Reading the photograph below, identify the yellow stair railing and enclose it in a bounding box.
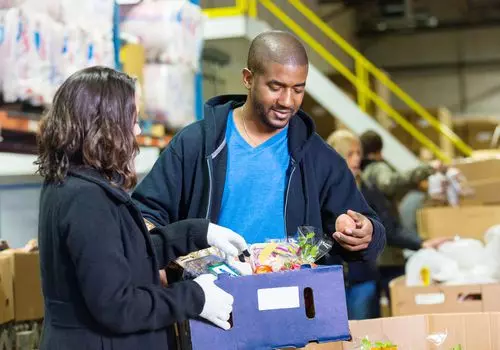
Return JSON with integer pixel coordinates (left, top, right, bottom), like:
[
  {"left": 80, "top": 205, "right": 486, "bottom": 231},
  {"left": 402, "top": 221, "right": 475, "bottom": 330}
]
[{"left": 202, "top": 0, "right": 473, "bottom": 163}]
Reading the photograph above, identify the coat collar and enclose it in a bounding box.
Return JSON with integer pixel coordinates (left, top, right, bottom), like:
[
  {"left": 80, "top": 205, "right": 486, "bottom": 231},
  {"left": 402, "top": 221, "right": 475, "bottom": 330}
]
[{"left": 68, "top": 167, "right": 131, "bottom": 204}]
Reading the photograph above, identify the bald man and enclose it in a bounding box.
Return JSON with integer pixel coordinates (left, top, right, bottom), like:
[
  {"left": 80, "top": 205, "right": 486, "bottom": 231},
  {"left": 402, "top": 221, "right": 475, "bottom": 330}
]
[{"left": 133, "top": 31, "right": 385, "bottom": 263}]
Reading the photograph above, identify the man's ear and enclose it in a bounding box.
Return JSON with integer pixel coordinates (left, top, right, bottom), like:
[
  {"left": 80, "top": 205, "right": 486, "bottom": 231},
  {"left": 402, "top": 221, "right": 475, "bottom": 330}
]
[{"left": 242, "top": 68, "right": 253, "bottom": 90}]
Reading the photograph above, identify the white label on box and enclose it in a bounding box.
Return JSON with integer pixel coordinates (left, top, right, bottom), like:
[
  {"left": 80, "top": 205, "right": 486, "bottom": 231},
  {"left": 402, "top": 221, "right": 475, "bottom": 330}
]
[
  {"left": 415, "top": 293, "right": 445, "bottom": 305},
  {"left": 257, "top": 286, "right": 300, "bottom": 311}
]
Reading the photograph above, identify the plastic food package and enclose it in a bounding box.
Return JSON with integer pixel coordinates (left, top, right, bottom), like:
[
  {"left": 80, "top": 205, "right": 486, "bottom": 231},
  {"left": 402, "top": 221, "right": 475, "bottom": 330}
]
[
  {"left": 248, "top": 226, "right": 333, "bottom": 274},
  {"left": 175, "top": 247, "right": 246, "bottom": 279}
]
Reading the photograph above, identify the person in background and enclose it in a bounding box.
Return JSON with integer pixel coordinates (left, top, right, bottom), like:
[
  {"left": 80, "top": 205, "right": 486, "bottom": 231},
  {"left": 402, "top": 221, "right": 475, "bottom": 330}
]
[
  {"left": 327, "top": 130, "right": 379, "bottom": 320},
  {"left": 329, "top": 130, "right": 450, "bottom": 317},
  {"left": 132, "top": 30, "right": 386, "bottom": 268},
  {"left": 36, "top": 66, "right": 248, "bottom": 350},
  {"left": 359, "top": 130, "right": 450, "bottom": 301},
  {"left": 399, "top": 167, "right": 433, "bottom": 234},
  {"left": 360, "top": 130, "right": 430, "bottom": 200}
]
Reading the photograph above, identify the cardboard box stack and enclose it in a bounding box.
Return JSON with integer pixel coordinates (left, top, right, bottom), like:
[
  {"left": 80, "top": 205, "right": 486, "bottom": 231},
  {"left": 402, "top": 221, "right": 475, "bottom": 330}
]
[
  {"left": 305, "top": 313, "right": 500, "bottom": 350},
  {"left": 454, "top": 157, "right": 500, "bottom": 205},
  {"left": 390, "top": 276, "right": 500, "bottom": 317},
  {"left": 0, "top": 250, "right": 43, "bottom": 350},
  {"left": 417, "top": 205, "right": 500, "bottom": 241},
  {"left": 390, "top": 150, "right": 500, "bottom": 324}
]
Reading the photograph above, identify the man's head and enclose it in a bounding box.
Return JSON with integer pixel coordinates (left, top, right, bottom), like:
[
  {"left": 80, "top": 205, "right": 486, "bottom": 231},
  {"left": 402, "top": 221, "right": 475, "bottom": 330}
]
[
  {"left": 411, "top": 166, "right": 435, "bottom": 192},
  {"left": 243, "top": 30, "right": 308, "bottom": 130},
  {"left": 360, "top": 130, "right": 383, "bottom": 161}
]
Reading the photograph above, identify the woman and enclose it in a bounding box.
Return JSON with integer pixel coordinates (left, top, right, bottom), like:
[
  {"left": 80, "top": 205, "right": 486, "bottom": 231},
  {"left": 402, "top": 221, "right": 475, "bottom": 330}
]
[
  {"left": 36, "top": 66, "right": 247, "bottom": 350},
  {"left": 327, "top": 130, "right": 380, "bottom": 320}
]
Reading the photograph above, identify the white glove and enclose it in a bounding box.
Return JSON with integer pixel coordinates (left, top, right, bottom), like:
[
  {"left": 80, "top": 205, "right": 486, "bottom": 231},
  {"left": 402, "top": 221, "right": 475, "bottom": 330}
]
[
  {"left": 227, "top": 259, "right": 253, "bottom": 276},
  {"left": 207, "top": 223, "right": 248, "bottom": 258},
  {"left": 194, "top": 274, "right": 234, "bottom": 330}
]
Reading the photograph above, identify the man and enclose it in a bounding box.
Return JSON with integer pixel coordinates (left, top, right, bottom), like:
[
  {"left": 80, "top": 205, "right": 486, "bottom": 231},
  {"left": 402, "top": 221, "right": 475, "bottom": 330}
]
[
  {"left": 360, "top": 130, "right": 431, "bottom": 200},
  {"left": 359, "top": 130, "right": 449, "bottom": 299},
  {"left": 133, "top": 30, "right": 385, "bottom": 262}
]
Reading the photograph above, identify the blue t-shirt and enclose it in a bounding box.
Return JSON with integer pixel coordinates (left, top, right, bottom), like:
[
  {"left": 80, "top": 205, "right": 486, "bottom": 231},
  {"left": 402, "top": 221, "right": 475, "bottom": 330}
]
[{"left": 217, "top": 110, "right": 291, "bottom": 244}]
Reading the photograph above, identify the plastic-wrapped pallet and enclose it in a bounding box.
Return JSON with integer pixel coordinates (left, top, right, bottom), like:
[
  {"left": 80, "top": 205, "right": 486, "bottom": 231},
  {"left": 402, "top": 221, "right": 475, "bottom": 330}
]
[
  {"left": 120, "top": 0, "right": 204, "bottom": 70},
  {"left": 0, "top": 0, "right": 115, "bottom": 105},
  {"left": 60, "top": 0, "right": 115, "bottom": 36},
  {"left": 143, "top": 63, "right": 195, "bottom": 129}
]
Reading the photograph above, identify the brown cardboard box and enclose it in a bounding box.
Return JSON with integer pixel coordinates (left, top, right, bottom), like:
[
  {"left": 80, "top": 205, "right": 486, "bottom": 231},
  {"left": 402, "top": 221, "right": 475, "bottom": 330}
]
[
  {"left": 390, "top": 276, "right": 500, "bottom": 316},
  {"left": 417, "top": 205, "right": 500, "bottom": 240},
  {"left": 0, "top": 253, "right": 14, "bottom": 325},
  {"left": 452, "top": 158, "right": 500, "bottom": 204},
  {"left": 454, "top": 117, "right": 499, "bottom": 150},
  {"left": 303, "top": 313, "right": 500, "bottom": 349},
  {"left": 0, "top": 251, "right": 43, "bottom": 321},
  {"left": 468, "top": 121, "right": 498, "bottom": 150},
  {"left": 454, "top": 158, "right": 500, "bottom": 183},
  {"left": 467, "top": 178, "right": 500, "bottom": 205}
]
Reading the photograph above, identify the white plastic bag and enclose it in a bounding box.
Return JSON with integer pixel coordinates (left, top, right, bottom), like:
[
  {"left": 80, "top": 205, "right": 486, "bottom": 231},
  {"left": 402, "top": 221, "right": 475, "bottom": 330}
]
[
  {"left": 405, "top": 248, "right": 460, "bottom": 286},
  {"left": 484, "top": 225, "right": 500, "bottom": 280},
  {"left": 438, "top": 238, "right": 486, "bottom": 269}
]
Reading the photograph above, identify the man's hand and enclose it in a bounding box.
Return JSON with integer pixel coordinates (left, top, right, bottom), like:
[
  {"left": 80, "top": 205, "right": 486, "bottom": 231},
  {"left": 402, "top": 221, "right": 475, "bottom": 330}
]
[{"left": 333, "top": 210, "right": 373, "bottom": 251}]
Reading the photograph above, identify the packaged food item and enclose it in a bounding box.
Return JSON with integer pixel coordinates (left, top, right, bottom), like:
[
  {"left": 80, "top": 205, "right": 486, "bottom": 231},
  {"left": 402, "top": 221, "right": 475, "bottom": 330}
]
[
  {"left": 348, "top": 336, "right": 397, "bottom": 350},
  {"left": 174, "top": 246, "right": 252, "bottom": 279},
  {"left": 248, "top": 226, "right": 333, "bottom": 274}
]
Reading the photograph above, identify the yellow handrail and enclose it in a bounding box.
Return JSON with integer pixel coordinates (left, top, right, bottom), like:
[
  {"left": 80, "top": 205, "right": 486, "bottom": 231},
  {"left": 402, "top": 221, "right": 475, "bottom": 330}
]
[
  {"left": 287, "top": 0, "right": 472, "bottom": 157},
  {"left": 259, "top": 0, "right": 449, "bottom": 161},
  {"left": 202, "top": 0, "right": 247, "bottom": 18},
  {"left": 201, "top": 0, "right": 473, "bottom": 162}
]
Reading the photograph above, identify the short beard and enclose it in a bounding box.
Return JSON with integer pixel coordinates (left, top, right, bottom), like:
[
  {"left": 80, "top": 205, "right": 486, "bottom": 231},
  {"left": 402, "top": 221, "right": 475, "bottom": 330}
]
[{"left": 251, "top": 92, "right": 285, "bottom": 131}]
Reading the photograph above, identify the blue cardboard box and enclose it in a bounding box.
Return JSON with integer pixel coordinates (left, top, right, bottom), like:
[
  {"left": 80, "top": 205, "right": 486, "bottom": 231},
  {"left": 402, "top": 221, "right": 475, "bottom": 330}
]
[{"left": 187, "top": 265, "right": 351, "bottom": 349}]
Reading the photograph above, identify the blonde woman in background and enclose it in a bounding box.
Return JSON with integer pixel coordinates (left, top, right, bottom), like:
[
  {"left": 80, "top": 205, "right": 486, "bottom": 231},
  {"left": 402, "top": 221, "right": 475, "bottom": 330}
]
[
  {"left": 327, "top": 130, "right": 380, "bottom": 319},
  {"left": 328, "top": 130, "right": 450, "bottom": 318}
]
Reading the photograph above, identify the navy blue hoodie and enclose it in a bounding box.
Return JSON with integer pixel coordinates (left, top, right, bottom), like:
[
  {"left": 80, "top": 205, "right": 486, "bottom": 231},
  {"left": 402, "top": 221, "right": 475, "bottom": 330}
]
[{"left": 132, "top": 95, "right": 385, "bottom": 262}]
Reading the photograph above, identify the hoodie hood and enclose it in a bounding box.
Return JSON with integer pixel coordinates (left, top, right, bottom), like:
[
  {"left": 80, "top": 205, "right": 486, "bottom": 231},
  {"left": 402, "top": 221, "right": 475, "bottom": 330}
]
[{"left": 203, "top": 94, "right": 316, "bottom": 162}]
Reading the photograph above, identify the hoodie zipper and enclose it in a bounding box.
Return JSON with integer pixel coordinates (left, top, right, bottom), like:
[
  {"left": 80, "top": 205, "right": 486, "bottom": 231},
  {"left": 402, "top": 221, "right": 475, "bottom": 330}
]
[
  {"left": 284, "top": 160, "right": 296, "bottom": 238},
  {"left": 205, "top": 157, "right": 213, "bottom": 220}
]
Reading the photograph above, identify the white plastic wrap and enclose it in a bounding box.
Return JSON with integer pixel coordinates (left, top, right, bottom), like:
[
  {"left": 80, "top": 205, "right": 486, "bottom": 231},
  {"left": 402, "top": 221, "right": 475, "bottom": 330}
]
[
  {"left": 407, "top": 234, "right": 500, "bottom": 286},
  {"left": 16, "top": 10, "right": 58, "bottom": 105},
  {"left": 484, "top": 225, "right": 500, "bottom": 280},
  {"left": 405, "top": 248, "right": 460, "bottom": 286},
  {"left": 428, "top": 167, "right": 474, "bottom": 206},
  {"left": 0, "top": 0, "right": 115, "bottom": 105},
  {"left": 428, "top": 172, "right": 447, "bottom": 201},
  {"left": 143, "top": 63, "right": 195, "bottom": 129},
  {"left": 0, "top": 9, "right": 10, "bottom": 88},
  {"left": 120, "top": 0, "right": 204, "bottom": 70},
  {"left": 438, "top": 238, "right": 486, "bottom": 269},
  {"left": 1, "top": 0, "right": 61, "bottom": 18},
  {"left": 60, "top": 0, "right": 115, "bottom": 35}
]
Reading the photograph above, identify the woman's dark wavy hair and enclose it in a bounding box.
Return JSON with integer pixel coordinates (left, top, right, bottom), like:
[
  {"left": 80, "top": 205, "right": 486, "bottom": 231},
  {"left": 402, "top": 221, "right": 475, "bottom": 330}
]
[{"left": 35, "top": 66, "right": 139, "bottom": 190}]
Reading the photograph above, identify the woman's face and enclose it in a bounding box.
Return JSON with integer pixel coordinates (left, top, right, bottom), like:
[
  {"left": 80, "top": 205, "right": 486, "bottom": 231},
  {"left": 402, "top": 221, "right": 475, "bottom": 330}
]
[
  {"left": 134, "top": 91, "right": 142, "bottom": 137},
  {"left": 346, "top": 141, "right": 362, "bottom": 177}
]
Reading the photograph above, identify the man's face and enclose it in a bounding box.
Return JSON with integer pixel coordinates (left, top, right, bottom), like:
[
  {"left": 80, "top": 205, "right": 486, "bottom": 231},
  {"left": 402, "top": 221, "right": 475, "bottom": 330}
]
[{"left": 243, "top": 62, "right": 308, "bottom": 130}]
